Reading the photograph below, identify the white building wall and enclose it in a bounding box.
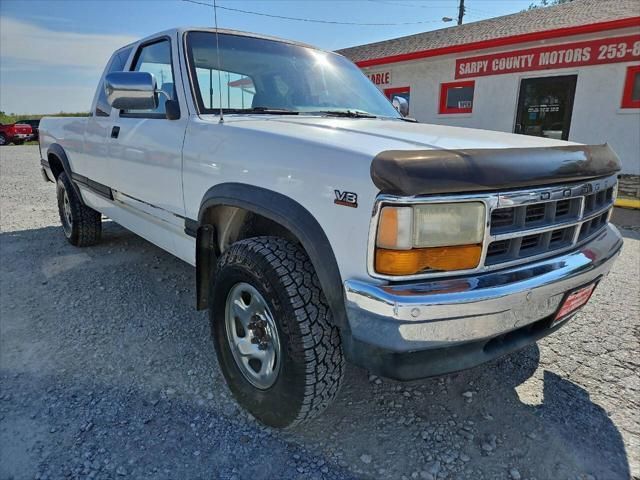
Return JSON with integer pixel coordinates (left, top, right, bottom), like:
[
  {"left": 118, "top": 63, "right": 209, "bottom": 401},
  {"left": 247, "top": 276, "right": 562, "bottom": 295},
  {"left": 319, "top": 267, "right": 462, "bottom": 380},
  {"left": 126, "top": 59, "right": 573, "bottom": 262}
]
[
  {"left": 569, "top": 63, "right": 639, "bottom": 176},
  {"left": 362, "top": 28, "right": 640, "bottom": 175}
]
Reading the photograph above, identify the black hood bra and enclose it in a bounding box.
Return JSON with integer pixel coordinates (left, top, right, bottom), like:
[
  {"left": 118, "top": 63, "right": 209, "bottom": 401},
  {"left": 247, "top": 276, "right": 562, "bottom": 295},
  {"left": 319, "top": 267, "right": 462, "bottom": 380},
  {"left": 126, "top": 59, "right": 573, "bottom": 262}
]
[{"left": 370, "top": 144, "right": 621, "bottom": 196}]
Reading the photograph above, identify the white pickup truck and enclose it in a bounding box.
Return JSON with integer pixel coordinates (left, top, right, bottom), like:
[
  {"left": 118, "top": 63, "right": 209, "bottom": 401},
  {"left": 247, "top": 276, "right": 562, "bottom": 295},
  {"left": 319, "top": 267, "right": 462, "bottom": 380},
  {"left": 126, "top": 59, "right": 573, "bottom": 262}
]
[{"left": 40, "top": 28, "right": 623, "bottom": 428}]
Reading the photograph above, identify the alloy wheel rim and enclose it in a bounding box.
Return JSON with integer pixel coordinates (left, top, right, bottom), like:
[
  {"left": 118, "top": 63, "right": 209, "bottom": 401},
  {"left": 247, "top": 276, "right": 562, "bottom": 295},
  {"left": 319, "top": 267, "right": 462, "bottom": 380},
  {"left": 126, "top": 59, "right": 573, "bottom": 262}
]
[{"left": 224, "top": 282, "right": 281, "bottom": 389}]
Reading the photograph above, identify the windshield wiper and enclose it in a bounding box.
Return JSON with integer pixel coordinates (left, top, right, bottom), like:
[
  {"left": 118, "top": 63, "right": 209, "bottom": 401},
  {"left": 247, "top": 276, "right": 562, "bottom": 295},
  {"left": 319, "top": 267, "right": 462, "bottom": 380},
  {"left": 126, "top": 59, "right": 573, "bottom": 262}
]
[
  {"left": 221, "top": 107, "right": 300, "bottom": 115},
  {"left": 248, "top": 106, "right": 300, "bottom": 115},
  {"left": 313, "top": 110, "right": 378, "bottom": 118}
]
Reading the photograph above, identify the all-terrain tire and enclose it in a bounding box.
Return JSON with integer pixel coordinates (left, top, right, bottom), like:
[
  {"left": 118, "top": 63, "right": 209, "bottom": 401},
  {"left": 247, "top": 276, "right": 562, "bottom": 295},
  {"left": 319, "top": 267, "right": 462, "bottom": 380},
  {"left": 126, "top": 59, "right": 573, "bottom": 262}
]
[
  {"left": 211, "top": 236, "right": 345, "bottom": 428},
  {"left": 56, "top": 172, "right": 102, "bottom": 247}
]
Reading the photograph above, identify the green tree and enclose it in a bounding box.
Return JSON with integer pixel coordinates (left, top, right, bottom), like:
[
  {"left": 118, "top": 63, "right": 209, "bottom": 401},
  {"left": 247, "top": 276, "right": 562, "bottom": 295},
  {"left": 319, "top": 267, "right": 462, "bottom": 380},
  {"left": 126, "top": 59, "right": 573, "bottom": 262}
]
[{"left": 526, "top": 0, "right": 574, "bottom": 10}]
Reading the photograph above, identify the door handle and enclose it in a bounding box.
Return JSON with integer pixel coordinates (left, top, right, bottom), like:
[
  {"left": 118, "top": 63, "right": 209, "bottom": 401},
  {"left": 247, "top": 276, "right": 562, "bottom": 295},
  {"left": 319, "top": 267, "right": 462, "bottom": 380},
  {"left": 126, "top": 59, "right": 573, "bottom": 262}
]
[{"left": 111, "top": 126, "right": 120, "bottom": 139}]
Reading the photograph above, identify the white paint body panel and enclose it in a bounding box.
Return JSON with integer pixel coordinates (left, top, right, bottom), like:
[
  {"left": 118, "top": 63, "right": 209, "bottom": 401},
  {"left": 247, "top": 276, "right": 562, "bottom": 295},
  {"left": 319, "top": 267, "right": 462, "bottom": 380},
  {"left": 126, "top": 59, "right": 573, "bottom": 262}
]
[
  {"left": 182, "top": 114, "right": 571, "bottom": 281},
  {"left": 38, "top": 27, "right": 589, "bottom": 287}
]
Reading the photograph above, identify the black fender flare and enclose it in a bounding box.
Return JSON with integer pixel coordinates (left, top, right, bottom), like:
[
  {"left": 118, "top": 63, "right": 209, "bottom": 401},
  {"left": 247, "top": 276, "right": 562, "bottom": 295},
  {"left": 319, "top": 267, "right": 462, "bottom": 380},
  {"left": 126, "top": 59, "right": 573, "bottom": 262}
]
[
  {"left": 47, "top": 143, "right": 85, "bottom": 204},
  {"left": 197, "top": 182, "right": 348, "bottom": 331}
]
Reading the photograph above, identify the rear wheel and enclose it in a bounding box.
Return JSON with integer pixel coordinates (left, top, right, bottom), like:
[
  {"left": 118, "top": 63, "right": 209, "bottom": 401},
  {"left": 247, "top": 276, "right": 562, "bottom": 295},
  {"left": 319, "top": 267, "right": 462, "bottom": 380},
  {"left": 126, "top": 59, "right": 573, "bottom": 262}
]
[
  {"left": 56, "top": 172, "right": 102, "bottom": 246},
  {"left": 13, "top": 140, "right": 24, "bottom": 146},
  {"left": 210, "top": 236, "right": 345, "bottom": 428}
]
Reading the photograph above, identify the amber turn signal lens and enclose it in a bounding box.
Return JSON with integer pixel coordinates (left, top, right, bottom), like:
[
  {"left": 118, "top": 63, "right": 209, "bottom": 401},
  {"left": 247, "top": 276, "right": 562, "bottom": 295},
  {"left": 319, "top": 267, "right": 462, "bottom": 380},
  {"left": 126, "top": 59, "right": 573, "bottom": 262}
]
[
  {"left": 376, "top": 206, "right": 413, "bottom": 249},
  {"left": 375, "top": 244, "right": 482, "bottom": 275},
  {"left": 377, "top": 206, "right": 398, "bottom": 248}
]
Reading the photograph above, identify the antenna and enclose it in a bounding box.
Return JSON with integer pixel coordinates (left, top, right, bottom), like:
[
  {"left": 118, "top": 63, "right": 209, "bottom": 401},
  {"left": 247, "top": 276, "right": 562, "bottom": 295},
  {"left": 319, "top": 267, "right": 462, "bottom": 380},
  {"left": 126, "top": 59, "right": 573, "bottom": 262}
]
[{"left": 213, "top": 0, "right": 224, "bottom": 123}]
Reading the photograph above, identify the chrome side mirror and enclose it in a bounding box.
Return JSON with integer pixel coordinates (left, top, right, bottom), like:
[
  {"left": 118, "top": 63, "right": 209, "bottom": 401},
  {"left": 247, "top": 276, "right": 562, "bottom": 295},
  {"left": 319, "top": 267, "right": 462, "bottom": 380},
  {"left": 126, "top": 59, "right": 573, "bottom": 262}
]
[
  {"left": 392, "top": 96, "right": 409, "bottom": 117},
  {"left": 105, "top": 71, "right": 158, "bottom": 110}
]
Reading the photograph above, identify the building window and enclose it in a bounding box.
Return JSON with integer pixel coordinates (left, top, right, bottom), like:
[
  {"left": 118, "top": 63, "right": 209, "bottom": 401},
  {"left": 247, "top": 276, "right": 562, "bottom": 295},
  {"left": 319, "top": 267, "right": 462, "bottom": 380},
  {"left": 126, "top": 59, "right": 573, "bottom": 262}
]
[
  {"left": 621, "top": 65, "right": 640, "bottom": 109},
  {"left": 439, "top": 81, "right": 475, "bottom": 114},
  {"left": 384, "top": 86, "right": 410, "bottom": 115}
]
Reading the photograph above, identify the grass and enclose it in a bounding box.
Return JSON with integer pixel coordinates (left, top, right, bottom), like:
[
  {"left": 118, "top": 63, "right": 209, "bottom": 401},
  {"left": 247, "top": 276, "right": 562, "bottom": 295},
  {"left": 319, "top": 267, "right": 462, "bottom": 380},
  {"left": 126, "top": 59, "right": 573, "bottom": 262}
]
[
  {"left": 1, "top": 111, "right": 89, "bottom": 124},
  {"left": 2, "top": 112, "right": 88, "bottom": 147}
]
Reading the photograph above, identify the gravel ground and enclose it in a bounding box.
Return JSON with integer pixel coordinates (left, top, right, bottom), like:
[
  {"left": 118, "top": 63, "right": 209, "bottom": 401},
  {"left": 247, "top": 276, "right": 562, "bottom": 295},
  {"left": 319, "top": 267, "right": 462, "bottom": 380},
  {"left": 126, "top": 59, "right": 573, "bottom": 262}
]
[{"left": 1, "top": 145, "right": 638, "bottom": 480}]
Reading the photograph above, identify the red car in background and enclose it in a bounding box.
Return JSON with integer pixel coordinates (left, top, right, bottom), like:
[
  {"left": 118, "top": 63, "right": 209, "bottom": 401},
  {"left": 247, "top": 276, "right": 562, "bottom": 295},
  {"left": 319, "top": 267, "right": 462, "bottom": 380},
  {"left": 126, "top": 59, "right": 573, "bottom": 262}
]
[
  {"left": 17, "top": 119, "right": 40, "bottom": 141},
  {"left": 0, "top": 122, "right": 33, "bottom": 145}
]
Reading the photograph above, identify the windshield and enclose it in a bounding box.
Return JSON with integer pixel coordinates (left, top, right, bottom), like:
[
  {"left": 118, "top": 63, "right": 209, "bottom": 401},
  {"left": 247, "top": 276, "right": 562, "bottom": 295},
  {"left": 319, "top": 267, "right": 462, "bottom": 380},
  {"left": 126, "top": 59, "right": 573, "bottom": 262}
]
[{"left": 185, "top": 31, "right": 401, "bottom": 118}]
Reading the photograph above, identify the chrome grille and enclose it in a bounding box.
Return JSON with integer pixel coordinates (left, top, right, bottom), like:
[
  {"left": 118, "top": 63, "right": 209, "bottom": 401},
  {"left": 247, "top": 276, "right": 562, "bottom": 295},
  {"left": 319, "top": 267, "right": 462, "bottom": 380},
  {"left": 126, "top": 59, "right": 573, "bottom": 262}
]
[
  {"left": 490, "top": 208, "right": 515, "bottom": 228},
  {"left": 368, "top": 174, "right": 617, "bottom": 281},
  {"left": 524, "top": 204, "right": 546, "bottom": 223},
  {"left": 486, "top": 177, "right": 616, "bottom": 268}
]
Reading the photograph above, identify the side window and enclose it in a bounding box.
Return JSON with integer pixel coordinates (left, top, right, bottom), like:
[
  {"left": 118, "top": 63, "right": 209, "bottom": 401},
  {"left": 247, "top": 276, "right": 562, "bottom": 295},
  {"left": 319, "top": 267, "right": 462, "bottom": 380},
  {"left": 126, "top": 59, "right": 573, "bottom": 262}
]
[
  {"left": 95, "top": 46, "right": 132, "bottom": 117},
  {"left": 195, "top": 67, "right": 255, "bottom": 109},
  {"left": 123, "top": 39, "right": 175, "bottom": 117},
  {"left": 621, "top": 65, "right": 640, "bottom": 109},
  {"left": 439, "top": 81, "right": 475, "bottom": 114}
]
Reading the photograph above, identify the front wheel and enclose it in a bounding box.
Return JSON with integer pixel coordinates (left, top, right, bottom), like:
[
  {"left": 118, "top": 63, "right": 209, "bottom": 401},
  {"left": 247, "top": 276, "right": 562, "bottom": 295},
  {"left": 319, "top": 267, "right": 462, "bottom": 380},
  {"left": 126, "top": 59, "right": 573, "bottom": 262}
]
[
  {"left": 211, "top": 236, "right": 345, "bottom": 428},
  {"left": 56, "top": 172, "right": 102, "bottom": 246},
  {"left": 0, "top": 134, "right": 7, "bottom": 146}
]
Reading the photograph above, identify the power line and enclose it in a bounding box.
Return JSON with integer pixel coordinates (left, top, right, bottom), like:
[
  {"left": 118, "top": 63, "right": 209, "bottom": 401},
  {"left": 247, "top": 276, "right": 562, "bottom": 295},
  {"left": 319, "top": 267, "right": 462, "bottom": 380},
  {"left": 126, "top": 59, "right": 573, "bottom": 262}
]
[
  {"left": 466, "top": 6, "right": 498, "bottom": 16},
  {"left": 182, "top": 0, "right": 443, "bottom": 26},
  {"left": 366, "top": 0, "right": 494, "bottom": 23},
  {"left": 366, "top": 1, "right": 507, "bottom": 20},
  {"left": 367, "top": 0, "right": 499, "bottom": 8},
  {"left": 464, "top": 13, "right": 487, "bottom": 20},
  {"left": 367, "top": 0, "right": 436, "bottom": 8}
]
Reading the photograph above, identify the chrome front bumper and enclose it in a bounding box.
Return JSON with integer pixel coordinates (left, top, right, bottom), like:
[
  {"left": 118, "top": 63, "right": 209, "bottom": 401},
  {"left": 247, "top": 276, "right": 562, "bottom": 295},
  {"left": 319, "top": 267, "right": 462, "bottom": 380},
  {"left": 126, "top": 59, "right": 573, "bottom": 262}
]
[{"left": 343, "top": 224, "right": 622, "bottom": 379}]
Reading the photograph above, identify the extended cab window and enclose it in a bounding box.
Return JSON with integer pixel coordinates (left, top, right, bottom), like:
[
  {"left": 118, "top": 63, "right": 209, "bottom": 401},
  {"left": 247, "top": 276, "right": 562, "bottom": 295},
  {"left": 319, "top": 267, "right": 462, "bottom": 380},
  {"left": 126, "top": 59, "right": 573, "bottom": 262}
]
[
  {"left": 95, "top": 46, "right": 132, "bottom": 117},
  {"left": 123, "top": 39, "right": 175, "bottom": 117}
]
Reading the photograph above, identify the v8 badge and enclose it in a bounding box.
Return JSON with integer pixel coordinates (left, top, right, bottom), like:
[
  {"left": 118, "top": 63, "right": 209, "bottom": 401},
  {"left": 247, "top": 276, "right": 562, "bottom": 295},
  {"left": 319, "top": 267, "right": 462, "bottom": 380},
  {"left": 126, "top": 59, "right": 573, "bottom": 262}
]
[{"left": 334, "top": 190, "right": 358, "bottom": 208}]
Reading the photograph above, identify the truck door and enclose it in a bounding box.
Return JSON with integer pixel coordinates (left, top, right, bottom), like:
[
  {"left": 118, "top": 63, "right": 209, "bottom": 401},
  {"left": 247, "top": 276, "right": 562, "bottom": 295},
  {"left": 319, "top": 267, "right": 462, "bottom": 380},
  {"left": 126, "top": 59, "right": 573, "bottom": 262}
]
[
  {"left": 79, "top": 46, "right": 134, "bottom": 187},
  {"left": 106, "top": 36, "right": 187, "bottom": 219}
]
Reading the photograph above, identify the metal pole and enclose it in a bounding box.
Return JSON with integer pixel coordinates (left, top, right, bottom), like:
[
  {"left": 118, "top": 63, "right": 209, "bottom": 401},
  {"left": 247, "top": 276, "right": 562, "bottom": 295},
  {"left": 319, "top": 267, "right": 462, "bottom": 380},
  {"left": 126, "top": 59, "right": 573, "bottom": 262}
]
[
  {"left": 213, "top": 0, "right": 224, "bottom": 122},
  {"left": 458, "top": 0, "right": 465, "bottom": 25}
]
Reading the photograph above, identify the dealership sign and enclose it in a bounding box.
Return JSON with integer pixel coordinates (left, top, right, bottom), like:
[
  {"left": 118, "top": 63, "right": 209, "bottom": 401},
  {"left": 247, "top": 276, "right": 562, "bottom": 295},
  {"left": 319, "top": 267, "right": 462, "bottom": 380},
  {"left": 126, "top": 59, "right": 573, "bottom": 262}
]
[{"left": 455, "top": 34, "right": 640, "bottom": 79}]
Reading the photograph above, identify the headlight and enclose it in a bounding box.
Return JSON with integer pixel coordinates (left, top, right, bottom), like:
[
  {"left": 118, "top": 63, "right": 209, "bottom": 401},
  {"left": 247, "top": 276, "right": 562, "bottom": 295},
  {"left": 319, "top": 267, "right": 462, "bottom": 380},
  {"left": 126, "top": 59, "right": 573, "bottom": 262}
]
[
  {"left": 413, "top": 203, "right": 485, "bottom": 247},
  {"left": 375, "top": 202, "right": 486, "bottom": 276}
]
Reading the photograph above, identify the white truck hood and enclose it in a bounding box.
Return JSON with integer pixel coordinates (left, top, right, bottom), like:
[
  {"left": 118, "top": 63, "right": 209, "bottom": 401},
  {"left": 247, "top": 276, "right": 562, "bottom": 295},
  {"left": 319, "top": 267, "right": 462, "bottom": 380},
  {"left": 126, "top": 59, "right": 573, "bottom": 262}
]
[
  {"left": 203, "top": 115, "right": 574, "bottom": 155},
  {"left": 200, "top": 115, "right": 619, "bottom": 195}
]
